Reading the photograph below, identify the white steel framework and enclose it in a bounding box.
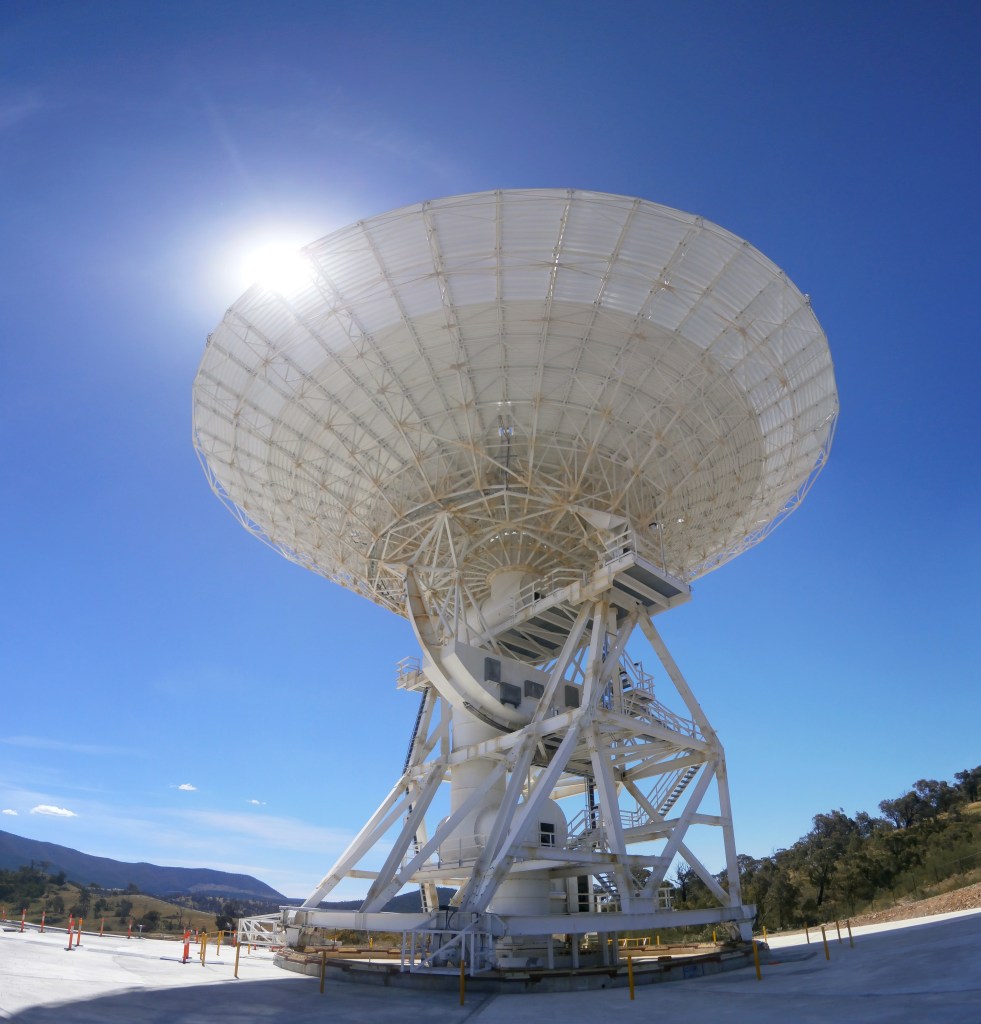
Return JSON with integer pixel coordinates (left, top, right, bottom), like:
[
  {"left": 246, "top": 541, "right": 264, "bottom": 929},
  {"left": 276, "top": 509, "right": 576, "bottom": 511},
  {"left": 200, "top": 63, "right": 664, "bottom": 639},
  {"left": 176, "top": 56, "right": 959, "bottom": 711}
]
[
  {"left": 192, "top": 190, "right": 837, "bottom": 970},
  {"left": 276, "top": 541, "right": 756, "bottom": 969},
  {"left": 194, "top": 191, "right": 837, "bottom": 637}
]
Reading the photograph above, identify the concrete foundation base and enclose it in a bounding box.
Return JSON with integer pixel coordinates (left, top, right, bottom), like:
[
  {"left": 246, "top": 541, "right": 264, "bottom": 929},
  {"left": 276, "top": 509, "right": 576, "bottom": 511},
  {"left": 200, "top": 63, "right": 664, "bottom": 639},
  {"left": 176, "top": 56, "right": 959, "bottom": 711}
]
[{"left": 274, "top": 945, "right": 754, "bottom": 993}]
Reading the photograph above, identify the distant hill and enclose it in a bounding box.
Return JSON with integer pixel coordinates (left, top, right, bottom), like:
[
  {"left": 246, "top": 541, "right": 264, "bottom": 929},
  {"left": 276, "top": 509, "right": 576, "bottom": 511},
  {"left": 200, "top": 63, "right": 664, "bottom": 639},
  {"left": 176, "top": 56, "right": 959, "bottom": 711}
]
[
  {"left": 0, "top": 829, "right": 285, "bottom": 901},
  {"left": 318, "top": 887, "right": 457, "bottom": 913}
]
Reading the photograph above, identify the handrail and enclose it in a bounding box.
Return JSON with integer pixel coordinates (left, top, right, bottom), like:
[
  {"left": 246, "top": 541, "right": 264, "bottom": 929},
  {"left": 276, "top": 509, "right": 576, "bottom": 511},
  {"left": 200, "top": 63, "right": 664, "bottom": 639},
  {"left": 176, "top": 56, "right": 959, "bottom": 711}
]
[
  {"left": 510, "top": 568, "right": 588, "bottom": 619},
  {"left": 401, "top": 913, "right": 495, "bottom": 974},
  {"left": 237, "top": 912, "right": 285, "bottom": 947}
]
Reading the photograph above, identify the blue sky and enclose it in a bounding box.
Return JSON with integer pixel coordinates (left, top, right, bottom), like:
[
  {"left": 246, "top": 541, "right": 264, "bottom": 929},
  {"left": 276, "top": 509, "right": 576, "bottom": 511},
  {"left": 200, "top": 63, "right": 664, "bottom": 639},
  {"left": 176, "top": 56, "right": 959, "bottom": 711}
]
[{"left": 1, "top": 1, "right": 978, "bottom": 899}]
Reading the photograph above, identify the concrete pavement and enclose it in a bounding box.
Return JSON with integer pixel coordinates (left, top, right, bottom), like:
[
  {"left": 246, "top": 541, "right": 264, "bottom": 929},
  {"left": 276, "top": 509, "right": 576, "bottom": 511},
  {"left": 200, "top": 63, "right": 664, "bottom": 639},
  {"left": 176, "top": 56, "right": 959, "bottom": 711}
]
[{"left": 2, "top": 909, "right": 979, "bottom": 1022}]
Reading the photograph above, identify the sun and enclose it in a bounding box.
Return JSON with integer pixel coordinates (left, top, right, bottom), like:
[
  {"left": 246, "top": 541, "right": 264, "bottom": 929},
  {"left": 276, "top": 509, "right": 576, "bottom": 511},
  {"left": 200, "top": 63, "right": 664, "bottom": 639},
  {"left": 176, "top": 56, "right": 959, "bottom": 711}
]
[{"left": 240, "top": 239, "right": 315, "bottom": 295}]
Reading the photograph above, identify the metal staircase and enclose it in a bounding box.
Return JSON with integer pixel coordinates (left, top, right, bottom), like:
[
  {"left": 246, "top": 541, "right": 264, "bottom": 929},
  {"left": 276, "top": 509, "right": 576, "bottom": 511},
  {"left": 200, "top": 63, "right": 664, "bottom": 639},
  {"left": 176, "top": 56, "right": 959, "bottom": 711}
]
[
  {"left": 656, "top": 765, "right": 699, "bottom": 816},
  {"left": 403, "top": 689, "right": 440, "bottom": 915}
]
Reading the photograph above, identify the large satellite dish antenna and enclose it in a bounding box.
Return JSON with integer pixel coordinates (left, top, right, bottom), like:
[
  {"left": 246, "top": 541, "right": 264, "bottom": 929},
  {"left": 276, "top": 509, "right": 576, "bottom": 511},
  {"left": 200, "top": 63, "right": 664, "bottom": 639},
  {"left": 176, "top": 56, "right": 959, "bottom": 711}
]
[{"left": 194, "top": 189, "right": 837, "bottom": 976}]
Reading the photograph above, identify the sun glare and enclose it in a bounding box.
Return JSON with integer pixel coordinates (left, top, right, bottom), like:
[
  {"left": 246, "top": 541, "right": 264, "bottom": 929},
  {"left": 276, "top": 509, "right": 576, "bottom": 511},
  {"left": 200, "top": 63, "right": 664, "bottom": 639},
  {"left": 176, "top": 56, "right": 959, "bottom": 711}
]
[{"left": 240, "top": 239, "right": 315, "bottom": 295}]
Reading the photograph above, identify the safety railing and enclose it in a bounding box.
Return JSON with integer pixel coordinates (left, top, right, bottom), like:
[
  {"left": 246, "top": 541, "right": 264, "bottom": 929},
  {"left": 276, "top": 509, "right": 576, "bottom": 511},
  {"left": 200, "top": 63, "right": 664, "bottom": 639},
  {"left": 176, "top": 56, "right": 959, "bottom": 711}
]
[
  {"left": 237, "top": 913, "right": 285, "bottom": 947},
  {"left": 510, "top": 568, "right": 589, "bottom": 619},
  {"left": 401, "top": 913, "right": 496, "bottom": 974},
  {"left": 565, "top": 808, "right": 606, "bottom": 849},
  {"left": 395, "top": 655, "right": 426, "bottom": 691},
  {"left": 611, "top": 668, "right": 699, "bottom": 738}
]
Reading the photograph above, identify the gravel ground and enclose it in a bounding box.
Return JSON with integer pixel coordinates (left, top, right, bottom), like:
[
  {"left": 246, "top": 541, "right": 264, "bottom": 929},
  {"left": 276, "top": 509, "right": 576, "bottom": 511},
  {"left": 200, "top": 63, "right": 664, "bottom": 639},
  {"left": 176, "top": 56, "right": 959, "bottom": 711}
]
[{"left": 846, "top": 881, "right": 981, "bottom": 927}]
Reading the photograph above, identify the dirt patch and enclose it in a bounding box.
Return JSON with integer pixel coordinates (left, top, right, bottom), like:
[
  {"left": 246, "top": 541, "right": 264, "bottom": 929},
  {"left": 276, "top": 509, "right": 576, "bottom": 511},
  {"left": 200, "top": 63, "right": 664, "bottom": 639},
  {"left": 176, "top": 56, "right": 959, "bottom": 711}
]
[{"left": 847, "top": 881, "right": 981, "bottom": 927}]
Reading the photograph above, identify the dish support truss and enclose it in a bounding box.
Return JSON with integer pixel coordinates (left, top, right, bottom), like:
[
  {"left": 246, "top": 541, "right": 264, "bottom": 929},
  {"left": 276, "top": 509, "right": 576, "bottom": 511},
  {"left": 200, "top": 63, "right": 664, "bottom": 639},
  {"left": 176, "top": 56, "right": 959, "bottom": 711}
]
[{"left": 250, "top": 552, "right": 754, "bottom": 969}]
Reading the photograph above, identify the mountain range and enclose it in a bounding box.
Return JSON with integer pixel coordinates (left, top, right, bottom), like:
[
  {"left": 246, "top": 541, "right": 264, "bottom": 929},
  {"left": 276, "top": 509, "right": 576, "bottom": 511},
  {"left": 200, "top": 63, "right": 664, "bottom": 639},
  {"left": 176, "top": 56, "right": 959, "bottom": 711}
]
[{"left": 0, "top": 829, "right": 285, "bottom": 901}]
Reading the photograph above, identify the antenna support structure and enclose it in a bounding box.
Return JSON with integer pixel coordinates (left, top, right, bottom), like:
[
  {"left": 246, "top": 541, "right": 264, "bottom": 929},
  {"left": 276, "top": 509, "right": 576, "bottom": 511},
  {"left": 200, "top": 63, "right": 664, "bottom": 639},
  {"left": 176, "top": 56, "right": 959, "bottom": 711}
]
[{"left": 193, "top": 190, "right": 838, "bottom": 976}]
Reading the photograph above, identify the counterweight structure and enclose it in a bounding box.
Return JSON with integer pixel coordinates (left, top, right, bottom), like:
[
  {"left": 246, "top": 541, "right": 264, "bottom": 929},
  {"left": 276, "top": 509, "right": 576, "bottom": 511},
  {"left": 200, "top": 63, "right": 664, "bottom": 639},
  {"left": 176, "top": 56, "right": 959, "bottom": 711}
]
[{"left": 193, "top": 190, "right": 837, "bottom": 971}]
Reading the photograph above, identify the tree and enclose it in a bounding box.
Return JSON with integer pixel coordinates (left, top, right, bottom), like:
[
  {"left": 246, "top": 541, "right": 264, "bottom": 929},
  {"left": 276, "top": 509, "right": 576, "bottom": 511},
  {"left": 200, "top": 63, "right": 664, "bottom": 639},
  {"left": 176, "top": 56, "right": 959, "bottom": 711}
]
[
  {"left": 879, "top": 791, "right": 924, "bottom": 829},
  {"left": 913, "top": 779, "right": 962, "bottom": 816},
  {"left": 76, "top": 886, "right": 91, "bottom": 914},
  {"left": 671, "top": 863, "right": 696, "bottom": 904},
  {"left": 793, "top": 810, "right": 859, "bottom": 906},
  {"left": 954, "top": 766, "right": 981, "bottom": 803},
  {"left": 117, "top": 898, "right": 133, "bottom": 921}
]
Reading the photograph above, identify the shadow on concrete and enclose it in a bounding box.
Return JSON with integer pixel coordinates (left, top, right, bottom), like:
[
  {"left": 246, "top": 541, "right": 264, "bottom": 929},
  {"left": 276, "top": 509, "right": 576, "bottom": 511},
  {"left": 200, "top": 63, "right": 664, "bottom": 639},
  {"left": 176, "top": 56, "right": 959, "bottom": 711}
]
[{"left": 5, "top": 974, "right": 492, "bottom": 1024}]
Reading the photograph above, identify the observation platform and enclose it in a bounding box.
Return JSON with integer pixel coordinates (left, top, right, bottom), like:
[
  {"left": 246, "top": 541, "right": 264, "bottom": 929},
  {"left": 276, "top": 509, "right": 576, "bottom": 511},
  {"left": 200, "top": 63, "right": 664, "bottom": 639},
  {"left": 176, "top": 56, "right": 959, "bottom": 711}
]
[{"left": 478, "top": 538, "right": 690, "bottom": 663}]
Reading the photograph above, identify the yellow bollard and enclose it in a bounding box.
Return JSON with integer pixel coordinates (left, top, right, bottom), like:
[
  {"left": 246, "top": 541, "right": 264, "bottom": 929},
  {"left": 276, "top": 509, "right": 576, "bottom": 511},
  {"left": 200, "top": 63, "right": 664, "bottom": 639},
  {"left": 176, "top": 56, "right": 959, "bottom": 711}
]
[
  {"left": 627, "top": 952, "right": 635, "bottom": 999},
  {"left": 712, "top": 929, "right": 716, "bottom": 944},
  {"left": 752, "top": 939, "right": 762, "bottom": 981},
  {"left": 320, "top": 950, "right": 327, "bottom": 994},
  {"left": 459, "top": 958, "right": 466, "bottom": 1006},
  {"left": 200, "top": 931, "right": 208, "bottom": 966},
  {"left": 656, "top": 933, "right": 660, "bottom": 946},
  {"left": 834, "top": 918, "right": 842, "bottom": 944},
  {"left": 820, "top": 925, "right": 830, "bottom": 961},
  {"left": 216, "top": 931, "right": 222, "bottom": 956},
  {"left": 234, "top": 941, "right": 242, "bottom": 979},
  {"left": 847, "top": 920, "right": 854, "bottom": 948},
  {"left": 762, "top": 925, "right": 767, "bottom": 943},
  {"left": 76, "top": 919, "right": 82, "bottom": 948}
]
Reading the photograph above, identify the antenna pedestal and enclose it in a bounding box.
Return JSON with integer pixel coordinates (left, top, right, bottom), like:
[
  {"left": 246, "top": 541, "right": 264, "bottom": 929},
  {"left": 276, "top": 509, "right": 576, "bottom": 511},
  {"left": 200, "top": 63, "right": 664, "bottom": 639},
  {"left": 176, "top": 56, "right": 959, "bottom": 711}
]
[{"left": 256, "top": 557, "right": 754, "bottom": 970}]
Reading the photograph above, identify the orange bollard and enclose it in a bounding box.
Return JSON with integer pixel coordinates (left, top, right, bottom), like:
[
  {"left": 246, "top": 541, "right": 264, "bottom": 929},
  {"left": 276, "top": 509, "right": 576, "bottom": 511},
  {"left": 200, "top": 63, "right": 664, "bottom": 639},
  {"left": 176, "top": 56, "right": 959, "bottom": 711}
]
[
  {"left": 127, "top": 920, "right": 132, "bottom": 940},
  {"left": 40, "top": 911, "right": 46, "bottom": 933},
  {"left": 100, "top": 917, "right": 105, "bottom": 937},
  {"left": 20, "top": 908, "right": 26, "bottom": 932},
  {"left": 182, "top": 929, "right": 191, "bottom": 963},
  {"left": 67, "top": 924, "right": 74, "bottom": 951}
]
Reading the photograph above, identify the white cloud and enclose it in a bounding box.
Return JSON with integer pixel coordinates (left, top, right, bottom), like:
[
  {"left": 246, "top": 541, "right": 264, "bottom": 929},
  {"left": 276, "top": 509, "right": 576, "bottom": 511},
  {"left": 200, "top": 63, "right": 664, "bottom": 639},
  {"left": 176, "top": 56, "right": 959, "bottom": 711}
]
[
  {"left": 30, "top": 805, "right": 77, "bottom": 818},
  {"left": 1, "top": 808, "right": 17, "bottom": 815},
  {"left": 247, "top": 799, "right": 265, "bottom": 806},
  {"left": 176, "top": 783, "right": 198, "bottom": 792},
  {"left": 173, "top": 808, "right": 353, "bottom": 853},
  {"left": 1, "top": 735, "right": 136, "bottom": 756}
]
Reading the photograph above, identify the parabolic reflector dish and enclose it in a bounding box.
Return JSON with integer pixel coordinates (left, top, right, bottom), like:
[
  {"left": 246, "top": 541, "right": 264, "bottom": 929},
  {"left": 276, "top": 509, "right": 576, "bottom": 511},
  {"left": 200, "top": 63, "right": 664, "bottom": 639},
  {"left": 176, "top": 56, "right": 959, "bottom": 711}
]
[{"left": 193, "top": 189, "right": 838, "bottom": 617}]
